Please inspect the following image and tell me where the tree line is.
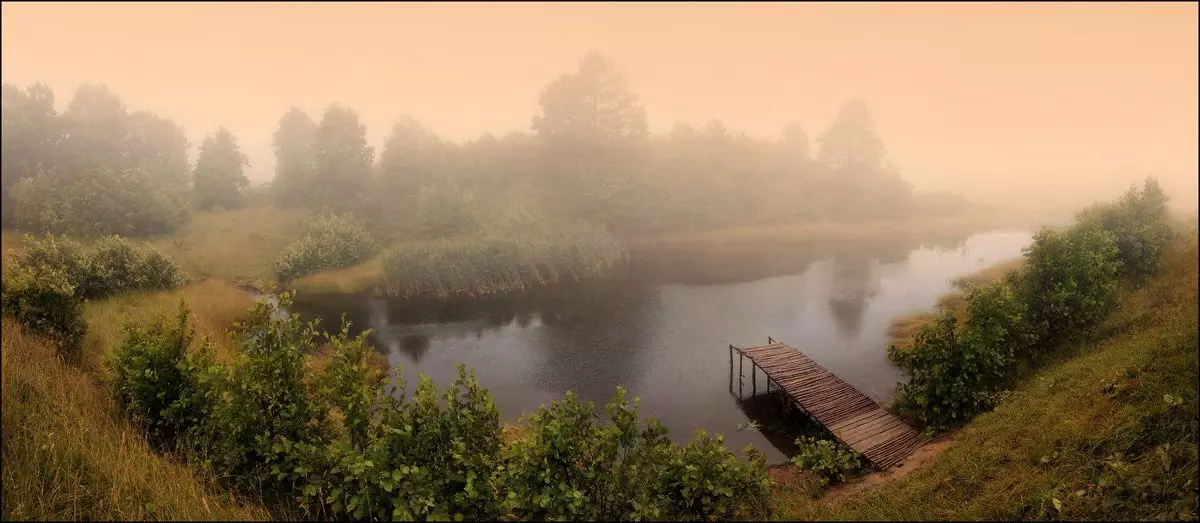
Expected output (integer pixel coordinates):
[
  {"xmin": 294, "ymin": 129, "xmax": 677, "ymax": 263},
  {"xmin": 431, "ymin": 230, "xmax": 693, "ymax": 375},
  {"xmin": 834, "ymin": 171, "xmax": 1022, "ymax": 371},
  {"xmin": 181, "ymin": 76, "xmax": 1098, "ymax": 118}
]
[{"xmin": 3, "ymin": 53, "xmax": 946, "ymax": 240}]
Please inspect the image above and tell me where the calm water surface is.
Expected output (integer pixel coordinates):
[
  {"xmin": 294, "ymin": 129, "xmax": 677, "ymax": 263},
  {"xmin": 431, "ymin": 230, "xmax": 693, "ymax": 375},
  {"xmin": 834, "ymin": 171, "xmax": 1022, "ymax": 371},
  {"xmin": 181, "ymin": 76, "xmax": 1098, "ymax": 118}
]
[{"xmin": 292, "ymin": 229, "xmax": 1032, "ymax": 463}]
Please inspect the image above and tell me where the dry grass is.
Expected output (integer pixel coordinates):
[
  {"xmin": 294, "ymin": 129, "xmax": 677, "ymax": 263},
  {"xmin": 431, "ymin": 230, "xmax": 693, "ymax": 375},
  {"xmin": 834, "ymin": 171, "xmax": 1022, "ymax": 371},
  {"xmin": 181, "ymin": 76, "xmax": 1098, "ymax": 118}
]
[
  {"xmin": 951, "ymin": 257, "xmax": 1026, "ymax": 289},
  {"xmin": 82, "ymin": 279, "xmax": 254, "ymax": 374},
  {"xmin": 774, "ymin": 234, "xmax": 1199, "ymax": 520},
  {"xmin": 1, "ymin": 318, "xmax": 274, "ymax": 521},
  {"xmin": 290, "ymin": 257, "xmax": 384, "ymax": 296},
  {"xmin": 148, "ymin": 205, "xmax": 308, "ymax": 282}
]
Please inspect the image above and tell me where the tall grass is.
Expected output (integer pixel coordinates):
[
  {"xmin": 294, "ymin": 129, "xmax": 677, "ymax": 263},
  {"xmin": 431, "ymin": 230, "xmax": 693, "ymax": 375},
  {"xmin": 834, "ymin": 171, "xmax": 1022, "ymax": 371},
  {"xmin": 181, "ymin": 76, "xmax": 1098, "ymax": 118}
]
[
  {"xmin": 82, "ymin": 280, "xmax": 254, "ymax": 373},
  {"xmin": 1, "ymin": 318, "xmax": 274, "ymax": 521},
  {"xmin": 147, "ymin": 205, "xmax": 309, "ymax": 282},
  {"xmin": 380, "ymin": 223, "xmax": 625, "ymax": 298}
]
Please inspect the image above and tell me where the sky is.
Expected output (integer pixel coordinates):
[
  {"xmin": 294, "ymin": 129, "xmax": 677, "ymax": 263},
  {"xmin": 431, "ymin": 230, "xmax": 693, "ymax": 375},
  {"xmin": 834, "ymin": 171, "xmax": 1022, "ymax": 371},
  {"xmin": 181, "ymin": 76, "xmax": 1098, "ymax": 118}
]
[{"xmin": 2, "ymin": 2, "xmax": 1197, "ymax": 210}]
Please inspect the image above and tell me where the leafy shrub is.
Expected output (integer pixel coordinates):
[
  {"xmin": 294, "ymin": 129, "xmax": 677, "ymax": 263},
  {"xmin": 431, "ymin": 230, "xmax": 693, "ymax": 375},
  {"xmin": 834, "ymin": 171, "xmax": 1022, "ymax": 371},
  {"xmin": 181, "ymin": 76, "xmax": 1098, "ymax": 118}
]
[
  {"xmin": 192, "ymin": 292, "xmax": 330, "ymax": 491},
  {"xmin": 1, "ymin": 256, "xmax": 86, "ymax": 354},
  {"xmin": 274, "ymin": 212, "xmax": 377, "ymax": 282},
  {"xmin": 790, "ymin": 436, "xmax": 864, "ymax": 483},
  {"xmin": 107, "ymin": 303, "xmax": 209, "ymax": 445},
  {"xmin": 13, "ymin": 166, "xmax": 190, "ymax": 237},
  {"xmin": 108, "ymin": 293, "xmax": 772, "ymax": 521},
  {"xmin": 1020, "ymin": 225, "xmax": 1121, "ymax": 346},
  {"xmin": 1076, "ymin": 177, "xmax": 1174, "ymax": 280},
  {"xmin": 500, "ymin": 388, "xmax": 771, "ymax": 520},
  {"xmin": 79, "ymin": 236, "xmax": 185, "ymax": 298}
]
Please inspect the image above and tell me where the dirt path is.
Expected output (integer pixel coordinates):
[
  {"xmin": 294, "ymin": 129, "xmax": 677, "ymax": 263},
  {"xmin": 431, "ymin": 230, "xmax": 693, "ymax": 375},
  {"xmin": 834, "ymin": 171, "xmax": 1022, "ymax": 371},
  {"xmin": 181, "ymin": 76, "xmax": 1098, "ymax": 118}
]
[{"xmin": 820, "ymin": 434, "xmax": 954, "ymax": 502}]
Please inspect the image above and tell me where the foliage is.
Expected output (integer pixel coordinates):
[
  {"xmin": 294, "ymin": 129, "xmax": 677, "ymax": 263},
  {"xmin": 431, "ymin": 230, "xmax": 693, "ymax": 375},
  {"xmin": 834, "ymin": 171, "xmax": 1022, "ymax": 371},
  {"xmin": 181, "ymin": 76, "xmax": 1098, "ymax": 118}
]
[
  {"xmin": 193, "ymin": 126, "xmax": 251, "ymax": 211},
  {"xmin": 1, "ymin": 251, "xmax": 86, "ymax": 354},
  {"xmin": 1076, "ymin": 177, "xmax": 1174, "ymax": 280},
  {"xmin": 273, "ymin": 212, "xmax": 377, "ymax": 282},
  {"xmin": 106, "ymin": 303, "xmax": 208, "ymax": 445},
  {"xmin": 414, "ymin": 181, "xmax": 482, "ymax": 238},
  {"xmin": 13, "ymin": 165, "xmax": 191, "ymax": 237},
  {"xmin": 790, "ymin": 436, "xmax": 865, "ymax": 483},
  {"xmin": 501, "ymin": 388, "xmax": 771, "ymax": 521},
  {"xmin": 1020, "ymin": 225, "xmax": 1121, "ymax": 346},
  {"xmin": 892, "ymin": 187, "xmax": 1165, "ymax": 432},
  {"xmin": 271, "ymin": 107, "xmax": 318, "ymax": 208},
  {"xmin": 1, "ymin": 82, "xmax": 60, "ymax": 228},
  {"xmin": 380, "ymin": 223, "xmax": 624, "ymax": 298}
]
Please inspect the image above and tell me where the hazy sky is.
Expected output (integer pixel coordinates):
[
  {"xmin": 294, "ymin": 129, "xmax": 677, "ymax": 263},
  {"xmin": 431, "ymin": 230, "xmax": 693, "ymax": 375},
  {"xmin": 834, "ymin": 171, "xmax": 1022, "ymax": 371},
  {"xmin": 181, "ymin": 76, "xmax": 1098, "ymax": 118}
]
[{"xmin": 3, "ymin": 2, "xmax": 1197, "ymax": 210}]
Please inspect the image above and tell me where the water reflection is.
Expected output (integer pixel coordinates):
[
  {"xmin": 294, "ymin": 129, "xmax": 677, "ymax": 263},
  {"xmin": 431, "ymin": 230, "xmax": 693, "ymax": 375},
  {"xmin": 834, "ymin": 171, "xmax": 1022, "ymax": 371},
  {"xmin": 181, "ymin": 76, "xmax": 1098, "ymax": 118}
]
[{"xmin": 289, "ymin": 230, "xmax": 1034, "ymax": 463}]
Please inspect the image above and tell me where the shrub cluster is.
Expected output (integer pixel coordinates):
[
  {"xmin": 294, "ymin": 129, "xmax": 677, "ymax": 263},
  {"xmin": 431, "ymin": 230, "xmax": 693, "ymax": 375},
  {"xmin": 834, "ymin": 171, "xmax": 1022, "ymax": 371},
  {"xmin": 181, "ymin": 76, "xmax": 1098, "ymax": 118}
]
[
  {"xmin": 108, "ymin": 292, "xmax": 773, "ymax": 521},
  {"xmin": 1, "ymin": 233, "xmax": 185, "ymax": 355},
  {"xmin": 274, "ymin": 212, "xmax": 377, "ymax": 282},
  {"xmin": 790, "ymin": 436, "xmax": 865, "ymax": 484},
  {"xmin": 380, "ymin": 223, "xmax": 625, "ymax": 298},
  {"xmin": 13, "ymin": 166, "xmax": 191, "ymax": 237},
  {"xmin": 891, "ymin": 178, "xmax": 1174, "ymax": 432}
]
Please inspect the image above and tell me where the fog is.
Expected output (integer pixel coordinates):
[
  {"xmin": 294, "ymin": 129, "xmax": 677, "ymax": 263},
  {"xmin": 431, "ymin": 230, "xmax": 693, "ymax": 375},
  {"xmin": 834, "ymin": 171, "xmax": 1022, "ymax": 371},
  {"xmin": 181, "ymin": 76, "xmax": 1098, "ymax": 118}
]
[{"xmin": 3, "ymin": 2, "xmax": 1197, "ymax": 211}]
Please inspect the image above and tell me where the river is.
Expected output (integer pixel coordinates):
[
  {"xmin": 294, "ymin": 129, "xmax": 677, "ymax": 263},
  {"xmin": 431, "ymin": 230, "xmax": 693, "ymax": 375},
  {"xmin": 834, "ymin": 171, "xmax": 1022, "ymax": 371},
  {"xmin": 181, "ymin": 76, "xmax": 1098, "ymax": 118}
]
[{"xmin": 291, "ymin": 229, "xmax": 1033, "ymax": 464}]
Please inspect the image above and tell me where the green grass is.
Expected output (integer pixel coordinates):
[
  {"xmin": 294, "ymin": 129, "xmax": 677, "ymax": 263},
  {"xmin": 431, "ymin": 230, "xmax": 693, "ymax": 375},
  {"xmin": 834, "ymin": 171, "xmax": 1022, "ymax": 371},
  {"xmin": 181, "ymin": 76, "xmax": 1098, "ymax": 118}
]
[
  {"xmin": 887, "ymin": 258, "xmax": 1025, "ymax": 354},
  {"xmin": 773, "ymin": 233, "xmax": 1199, "ymax": 520},
  {"xmin": 1, "ymin": 318, "xmax": 274, "ymax": 521},
  {"xmin": 146, "ymin": 206, "xmax": 308, "ymax": 283}
]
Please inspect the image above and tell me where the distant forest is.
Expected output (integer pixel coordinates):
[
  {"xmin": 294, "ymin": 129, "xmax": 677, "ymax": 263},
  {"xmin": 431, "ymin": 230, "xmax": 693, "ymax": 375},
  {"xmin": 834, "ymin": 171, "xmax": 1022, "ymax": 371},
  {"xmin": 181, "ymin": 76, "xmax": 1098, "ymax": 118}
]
[{"xmin": 1, "ymin": 53, "xmax": 967, "ymax": 240}]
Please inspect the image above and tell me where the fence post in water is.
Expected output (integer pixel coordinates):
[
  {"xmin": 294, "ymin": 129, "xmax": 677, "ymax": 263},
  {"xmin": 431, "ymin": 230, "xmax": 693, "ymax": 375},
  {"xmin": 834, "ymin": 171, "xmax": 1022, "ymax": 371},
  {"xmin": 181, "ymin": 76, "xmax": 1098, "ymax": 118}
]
[
  {"xmin": 728, "ymin": 345, "xmax": 734, "ymax": 394},
  {"xmin": 752, "ymin": 362, "xmax": 757, "ymax": 396}
]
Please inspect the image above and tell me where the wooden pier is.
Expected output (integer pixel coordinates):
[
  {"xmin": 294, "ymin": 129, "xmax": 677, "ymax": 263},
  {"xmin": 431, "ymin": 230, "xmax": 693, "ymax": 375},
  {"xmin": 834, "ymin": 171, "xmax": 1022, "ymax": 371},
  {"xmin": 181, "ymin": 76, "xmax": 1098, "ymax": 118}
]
[{"xmin": 729, "ymin": 337, "xmax": 927, "ymax": 470}]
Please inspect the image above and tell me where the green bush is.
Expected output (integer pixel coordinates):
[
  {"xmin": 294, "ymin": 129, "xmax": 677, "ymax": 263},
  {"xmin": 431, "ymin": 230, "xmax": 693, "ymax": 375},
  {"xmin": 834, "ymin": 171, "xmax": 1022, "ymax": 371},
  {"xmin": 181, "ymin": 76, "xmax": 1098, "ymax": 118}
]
[
  {"xmin": 414, "ymin": 181, "xmax": 482, "ymax": 238},
  {"xmin": 1076, "ymin": 177, "xmax": 1174, "ymax": 280},
  {"xmin": 500, "ymin": 388, "xmax": 771, "ymax": 520},
  {"xmin": 274, "ymin": 212, "xmax": 377, "ymax": 282},
  {"xmin": 6, "ymin": 233, "xmax": 185, "ymax": 302},
  {"xmin": 108, "ymin": 293, "xmax": 773, "ymax": 521},
  {"xmin": 1, "ymin": 256, "xmax": 86, "ymax": 354},
  {"xmin": 1020, "ymin": 225, "xmax": 1121, "ymax": 346},
  {"xmin": 790, "ymin": 436, "xmax": 864, "ymax": 483},
  {"xmin": 107, "ymin": 303, "xmax": 208, "ymax": 445},
  {"xmin": 13, "ymin": 166, "xmax": 190, "ymax": 237}
]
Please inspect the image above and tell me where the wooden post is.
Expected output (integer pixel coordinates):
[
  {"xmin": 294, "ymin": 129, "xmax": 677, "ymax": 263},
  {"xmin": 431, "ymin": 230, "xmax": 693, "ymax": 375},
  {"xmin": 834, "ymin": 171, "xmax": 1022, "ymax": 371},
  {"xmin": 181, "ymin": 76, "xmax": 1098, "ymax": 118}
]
[
  {"xmin": 752, "ymin": 362, "xmax": 757, "ymax": 396},
  {"xmin": 738, "ymin": 352, "xmax": 744, "ymax": 398},
  {"xmin": 728, "ymin": 345, "xmax": 734, "ymax": 394}
]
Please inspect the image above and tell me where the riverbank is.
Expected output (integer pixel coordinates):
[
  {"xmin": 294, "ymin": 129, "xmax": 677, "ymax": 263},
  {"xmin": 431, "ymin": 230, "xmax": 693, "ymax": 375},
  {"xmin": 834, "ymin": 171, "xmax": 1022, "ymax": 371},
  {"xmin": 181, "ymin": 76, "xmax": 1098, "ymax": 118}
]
[{"xmin": 771, "ymin": 230, "xmax": 1198, "ymax": 520}]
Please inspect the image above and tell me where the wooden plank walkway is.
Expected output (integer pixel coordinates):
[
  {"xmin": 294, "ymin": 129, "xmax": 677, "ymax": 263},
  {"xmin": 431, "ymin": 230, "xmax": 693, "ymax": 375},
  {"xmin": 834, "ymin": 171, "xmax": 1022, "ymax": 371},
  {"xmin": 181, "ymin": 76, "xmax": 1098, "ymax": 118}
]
[{"xmin": 730, "ymin": 339, "xmax": 927, "ymax": 469}]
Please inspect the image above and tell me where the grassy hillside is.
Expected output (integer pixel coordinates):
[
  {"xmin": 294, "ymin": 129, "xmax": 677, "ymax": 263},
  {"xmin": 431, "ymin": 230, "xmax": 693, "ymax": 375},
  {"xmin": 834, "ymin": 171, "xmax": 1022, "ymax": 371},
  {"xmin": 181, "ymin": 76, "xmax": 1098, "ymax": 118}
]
[
  {"xmin": 146, "ymin": 206, "xmax": 308, "ymax": 283},
  {"xmin": 773, "ymin": 232, "xmax": 1199, "ymax": 520},
  {"xmin": 1, "ymin": 318, "xmax": 274, "ymax": 521}
]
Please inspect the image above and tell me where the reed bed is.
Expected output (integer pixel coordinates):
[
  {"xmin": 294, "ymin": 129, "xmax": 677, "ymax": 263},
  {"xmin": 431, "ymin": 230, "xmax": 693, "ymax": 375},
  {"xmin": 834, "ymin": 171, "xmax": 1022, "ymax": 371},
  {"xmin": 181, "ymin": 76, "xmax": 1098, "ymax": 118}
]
[{"xmin": 380, "ymin": 223, "xmax": 625, "ymax": 298}]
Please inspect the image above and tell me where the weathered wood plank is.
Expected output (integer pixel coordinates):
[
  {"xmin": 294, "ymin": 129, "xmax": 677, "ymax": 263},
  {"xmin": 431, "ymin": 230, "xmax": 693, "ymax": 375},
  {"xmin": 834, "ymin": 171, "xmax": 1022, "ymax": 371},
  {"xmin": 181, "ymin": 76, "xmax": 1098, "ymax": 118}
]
[{"xmin": 733, "ymin": 341, "xmax": 925, "ymax": 469}]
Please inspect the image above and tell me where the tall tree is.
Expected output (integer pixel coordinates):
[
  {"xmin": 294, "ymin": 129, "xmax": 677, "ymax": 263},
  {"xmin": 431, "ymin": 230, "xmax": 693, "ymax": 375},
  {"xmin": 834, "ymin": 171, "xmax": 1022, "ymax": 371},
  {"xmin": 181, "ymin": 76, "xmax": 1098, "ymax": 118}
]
[
  {"xmin": 126, "ymin": 110, "xmax": 191, "ymax": 189},
  {"xmin": 531, "ymin": 52, "xmax": 650, "ymax": 230},
  {"xmin": 1, "ymin": 83, "xmax": 61, "ymax": 226},
  {"xmin": 378, "ymin": 115, "xmax": 446, "ymax": 198},
  {"xmin": 816, "ymin": 98, "xmax": 886, "ymax": 173},
  {"xmin": 311, "ymin": 104, "xmax": 374, "ymax": 211},
  {"xmin": 271, "ymin": 107, "xmax": 317, "ymax": 208},
  {"xmin": 193, "ymin": 126, "xmax": 250, "ymax": 210},
  {"xmin": 58, "ymin": 83, "xmax": 130, "ymax": 178},
  {"xmin": 779, "ymin": 121, "xmax": 811, "ymax": 162}
]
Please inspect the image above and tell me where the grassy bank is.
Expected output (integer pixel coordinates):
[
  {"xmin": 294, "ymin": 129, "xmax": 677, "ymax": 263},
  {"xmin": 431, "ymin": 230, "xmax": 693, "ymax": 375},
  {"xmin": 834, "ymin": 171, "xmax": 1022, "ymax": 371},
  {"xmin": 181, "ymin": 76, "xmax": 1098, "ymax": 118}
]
[
  {"xmin": 774, "ymin": 232, "xmax": 1198, "ymax": 520},
  {"xmin": 147, "ymin": 206, "xmax": 308, "ymax": 282},
  {"xmin": 80, "ymin": 280, "xmax": 255, "ymax": 373},
  {"xmin": 1, "ymin": 318, "xmax": 274, "ymax": 521}
]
